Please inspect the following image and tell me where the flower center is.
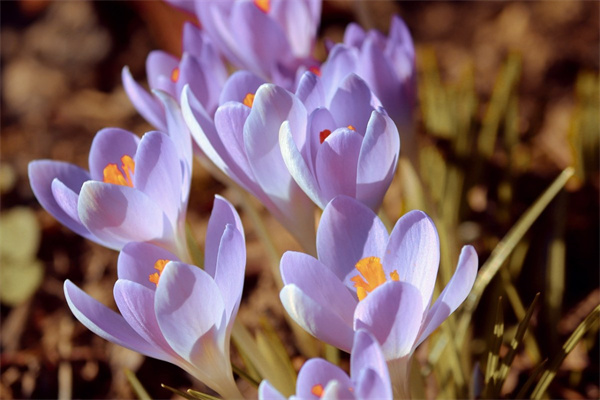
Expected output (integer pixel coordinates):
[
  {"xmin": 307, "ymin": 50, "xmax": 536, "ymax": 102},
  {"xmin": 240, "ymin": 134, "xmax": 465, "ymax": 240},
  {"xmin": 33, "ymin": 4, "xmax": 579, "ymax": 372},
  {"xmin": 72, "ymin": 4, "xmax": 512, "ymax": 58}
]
[
  {"xmin": 149, "ymin": 259, "xmax": 170, "ymax": 286},
  {"xmin": 311, "ymin": 384, "xmax": 324, "ymax": 397},
  {"xmin": 254, "ymin": 0, "xmax": 269, "ymax": 13},
  {"xmin": 102, "ymin": 155, "xmax": 135, "ymax": 187},
  {"xmin": 243, "ymin": 92, "xmax": 255, "ymax": 108},
  {"xmin": 350, "ymin": 256, "xmax": 399, "ymax": 301},
  {"xmin": 171, "ymin": 67, "xmax": 180, "ymax": 83}
]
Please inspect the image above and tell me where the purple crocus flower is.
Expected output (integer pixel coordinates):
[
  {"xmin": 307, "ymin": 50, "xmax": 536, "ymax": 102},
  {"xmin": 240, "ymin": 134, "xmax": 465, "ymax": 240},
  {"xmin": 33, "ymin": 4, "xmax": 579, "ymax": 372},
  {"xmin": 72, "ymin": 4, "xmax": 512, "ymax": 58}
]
[
  {"xmin": 182, "ymin": 0, "xmax": 321, "ymax": 89},
  {"xmin": 259, "ymin": 330, "xmax": 392, "ymax": 400},
  {"xmin": 322, "ymin": 16, "xmax": 416, "ymax": 133},
  {"xmin": 280, "ymin": 72, "xmax": 400, "ymax": 211},
  {"xmin": 122, "ymin": 23, "xmax": 227, "ymax": 132},
  {"xmin": 181, "ymin": 74, "xmax": 317, "ymax": 252},
  {"xmin": 28, "ymin": 94, "xmax": 193, "ymax": 257},
  {"xmin": 64, "ymin": 195, "xmax": 245, "ymax": 399},
  {"xmin": 279, "ymin": 196, "xmax": 478, "ymax": 395}
]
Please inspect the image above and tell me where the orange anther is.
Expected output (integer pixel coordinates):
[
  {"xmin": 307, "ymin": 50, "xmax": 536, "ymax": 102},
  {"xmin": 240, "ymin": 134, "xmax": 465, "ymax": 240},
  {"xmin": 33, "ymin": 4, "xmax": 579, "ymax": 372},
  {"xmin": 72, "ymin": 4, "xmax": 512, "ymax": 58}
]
[
  {"xmin": 311, "ymin": 384, "xmax": 324, "ymax": 397},
  {"xmin": 319, "ymin": 129, "xmax": 332, "ymax": 144},
  {"xmin": 149, "ymin": 259, "xmax": 170, "ymax": 286},
  {"xmin": 254, "ymin": 0, "xmax": 270, "ymax": 13},
  {"xmin": 243, "ymin": 93, "xmax": 255, "ymax": 108},
  {"xmin": 308, "ymin": 66, "xmax": 322, "ymax": 77},
  {"xmin": 171, "ymin": 67, "xmax": 180, "ymax": 83},
  {"xmin": 103, "ymin": 155, "xmax": 135, "ymax": 187},
  {"xmin": 347, "ymin": 125, "xmax": 356, "ymax": 131}
]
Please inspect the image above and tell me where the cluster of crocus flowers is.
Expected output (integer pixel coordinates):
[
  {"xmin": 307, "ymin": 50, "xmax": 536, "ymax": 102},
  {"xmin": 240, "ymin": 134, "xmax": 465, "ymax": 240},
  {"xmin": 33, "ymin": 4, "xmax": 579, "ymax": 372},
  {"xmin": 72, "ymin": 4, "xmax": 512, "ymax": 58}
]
[
  {"xmin": 64, "ymin": 196, "xmax": 245, "ymax": 399},
  {"xmin": 279, "ymin": 196, "xmax": 478, "ymax": 396},
  {"xmin": 28, "ymin": 107, "xmax": 193, "ymax": 257},
  {"xmin": 28, "ymin": 2, "xmax": 482, "ymax": 398}
]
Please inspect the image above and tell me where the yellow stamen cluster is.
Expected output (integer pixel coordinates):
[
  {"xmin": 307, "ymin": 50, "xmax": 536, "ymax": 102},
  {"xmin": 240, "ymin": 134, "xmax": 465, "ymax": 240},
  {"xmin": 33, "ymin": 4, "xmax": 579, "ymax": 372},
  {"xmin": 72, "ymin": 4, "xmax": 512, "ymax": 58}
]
[
  {"xmin": 350, "ymin": 256, "xmax": 399, "ymax": 301},
  {"xmin": 149, "ymin": 259, "xmax": 170, "ymax": 286},
  {"xmin": 103, "ymin": 155, "xmax": 135, "ymax": 187}
]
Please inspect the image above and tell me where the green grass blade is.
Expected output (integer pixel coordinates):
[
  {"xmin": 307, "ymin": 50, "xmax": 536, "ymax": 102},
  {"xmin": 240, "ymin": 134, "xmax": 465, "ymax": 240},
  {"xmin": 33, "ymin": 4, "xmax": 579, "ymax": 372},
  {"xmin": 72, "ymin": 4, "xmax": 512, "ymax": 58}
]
[
  {"xmin": 124, "ymin": 369, "xmax": 151, "ymax": 400},
  {"xmin": 482, "ymin": 298, "xmax": 504, "ymax": 398},
  {"xmin": 514, "ymin": 360, "xmax": 548, "ymax": 399},
  {"xmin": 491, "ymin": 294, "xmax": 540, "ymax": 397},
  {"xmin": 530, "ymin": 305, "xmax": 600, "ymax": 399},
  {"xmin": 456, "ymin": 167, "xmax": 574, "ymax": 344}
]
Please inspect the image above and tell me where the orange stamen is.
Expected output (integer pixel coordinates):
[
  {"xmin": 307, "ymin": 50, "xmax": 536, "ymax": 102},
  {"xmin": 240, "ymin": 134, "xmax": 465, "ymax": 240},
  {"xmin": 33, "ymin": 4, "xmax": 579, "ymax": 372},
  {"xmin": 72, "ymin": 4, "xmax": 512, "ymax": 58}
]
[
  {"xmin": 308, "ymin": 66, "xmax": 322, "ymax": 77},
  {"xmin": 243, "ymin": 93, "xmax": 255, "ymax": 108},
  {"xmin": 350, "ymin": 256, "xmax": 399, "ymax": 301},
  {"xmin": 311, "ymin": 384, "xmax": 324, "ymax": 397},
  {"xmin": 103, "ymin": 155, "xmax": 135, "ymax": 187},
  {"xmin": 149, "ymin": 259, "xmax": 169, "ymax": 286},
  {"xmin": 319, "ymin": 129, "xmax": 332, "ymax": 144},
  {"xmin": 347, "ymin": 125, "xmax": 356, "ymax": 131},
  {"xmin": 171, "ymin": 67, "xmax": 180, "ymax": 83},
  {"xmin": 254, "ymin": 0, "xmax": 270, "ymax": 13}
]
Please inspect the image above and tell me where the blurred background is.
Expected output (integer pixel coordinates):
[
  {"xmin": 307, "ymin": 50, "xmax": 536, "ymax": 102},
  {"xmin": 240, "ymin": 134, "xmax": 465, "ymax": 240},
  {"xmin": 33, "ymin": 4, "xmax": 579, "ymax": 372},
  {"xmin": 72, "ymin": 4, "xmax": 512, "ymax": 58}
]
[{"xmin": 1, "ymin": 1, "xmax": 598, "ymax": 398}]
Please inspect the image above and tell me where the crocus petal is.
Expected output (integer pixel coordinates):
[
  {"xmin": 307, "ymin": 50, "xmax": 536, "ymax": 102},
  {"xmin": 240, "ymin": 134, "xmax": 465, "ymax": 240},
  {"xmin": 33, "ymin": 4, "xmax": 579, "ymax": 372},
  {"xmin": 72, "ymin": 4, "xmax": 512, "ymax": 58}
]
[
  {"xmin": 279, "ymin": 120, "xmax": 326, "ymax": 209},
  {"xmin": 146, "ymin": 51, "xmax": 178, "ymax": 93},
  {"xmin": 306, "ymin": 108, "xmax": 337, "ymax": 173},
  {"xmin": 219, "ymin": 70, "xmax": 266, "ymax": 105},
  {"xmin": 155, "ymin": 261, "xmax": 226, "ymax": 363},
  {"xmin": 153, "ymin": 90, "xmax": 193, "ymax": 201},
  {"xmin": 351, "ymin": 330, "xmax": 392, "ymax": 399},
  {"xmin": 133, "ymin": 131, "xmax": 182, "ymax": 225},
  {"xmin": 343, "ymin": 23, "xmax": 366, "ymax": 48},
  {"xmin": 415, "ymin": 245, "xmax": 478, "ymax": 347},
  {"xmin": 281, "ymin": 251, "xmax": 357, "ymax": 326},
  {"xmin": 270, "ymin": 0, "xmax": 313, "ymax": 59},
  {"xmin": 355, "ymin": 111, "xmax": 400, "ymax": 211},
  {"xmin": 383, "ymin": 210, "xmax": 440, "ymax": 308},
  {"xmin": 354, "ymin": 368, "xmax": 390, "ymax": 400},
  {"xmin": 317, "ymin": 196, "xmax": 389, "ymax": 282},
  {"xmin": 113, "ymin": 280, "xmax": 176, "ymax": 357},
  {"xmin": 351, "ymin": 329, "xmax": 390, "ymax": 385},
  {"xmin": 88, "ymin": 128, "xmax": 140, "ymax": 182},
  {"xmin": 213, "ymin": 224, "xmax": 246, "ymax": 323},
  {"xmin": 205, "ymin": 195, "xmax": 244, "ymax": 277},
  {"xmin": 322, "ymin": 380, "xmax": 355, "ymax": 399},
  {"xmin": 64, "ymin": 280, "xmax": 168, "ymax": 361},
  {"xmin": 315, "ymin": 128, "xmax": 362, "ymax": 201},
  {"xmin": 117, "ymin": 242, "xmax": 180, "ymax": 290},
  {"xmin": 244, "ymin": 84, "xmax": 306, "ymax": 201},
  {"xmin": 177, "ymin": 53, "xmax": 209, "ymax": 106},
  {"xmin": 165, "ymin": 0, "xmax": 196, "ymax": 14},
  {"xmin": 230, "ymin": 2, "xmax": 289, "ymax": 78},
  {"xmin": 295, "ymin": 71, "xmax": 325, "ymax": 116},
  {"xmin": 258, "ymin": 380, "xmax": 286, "ymax": 400},
  {"xmin": 357, "ymin": 36, "xmax": 401, "ymax": 117},
  {"xmin": 297, "ymin": 358, "xmax": 353, "ymax": 399},
  {"xmin": 182, "ymin": 86, "xmax": 231, "ymax": 176},
  {"xmin": 320, "ymin": 45, "xmax": 359, "ymax": 104},
  {"xmin": 122, "ymin": 67, "xmax": 167, "ymax": 131},
  {"xmin": 328, "ymin": 74, "xmax": 374, "ymax": 134},
  {"xmin": 78, "ymin": 181, "xmax": 172, "ymax": 250},
  {"xmin": 50, "ymin": 179, "xmax": 80, "ymax": 223},
  {"xmin": 354, "ymin": 281, "xmax": 423, "ymax": 360},
  {"xmin": 28, "ymin": 160, "xmax": 92, "ymax": 239},
  {"xmin": 280, "ymin": 285, "xmax": 354, "ymax": 353}
]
